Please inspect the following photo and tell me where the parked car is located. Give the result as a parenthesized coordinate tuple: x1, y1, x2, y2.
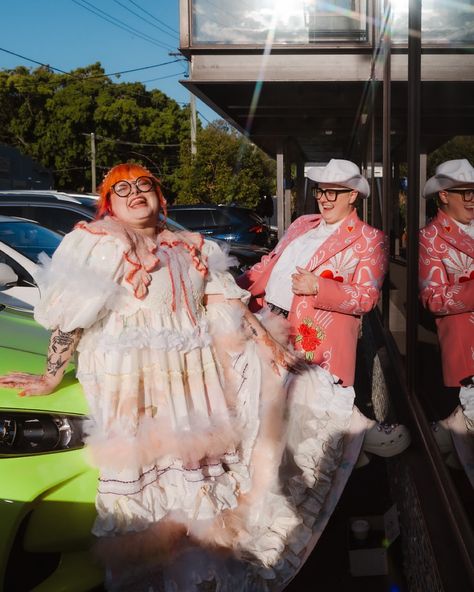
(0, 215, 62, 310)
(0, 216, 102, 591)
(167, 204, 274, 248)
(0, 191, 269, 272)
(0, 190, 99, 236)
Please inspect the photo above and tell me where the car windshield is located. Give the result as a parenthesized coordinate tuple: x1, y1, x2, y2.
(0, 220, 62, 261)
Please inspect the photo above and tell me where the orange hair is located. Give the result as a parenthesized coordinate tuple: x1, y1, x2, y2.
(96, 163, 167, 219)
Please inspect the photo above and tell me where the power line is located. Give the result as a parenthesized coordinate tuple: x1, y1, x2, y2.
(52, 166, 89, 172)
(111, 0, 178, 42)
(90, 133, 181, 147)
(71, 0, 174, 52)
(127, 0, 179, 36)
(0, 46, 73, 76)
(140, 71, 185, 84)
(0, 47, 183, 82)
(94, 59, 183, 79)
(197, 110, 219, 127)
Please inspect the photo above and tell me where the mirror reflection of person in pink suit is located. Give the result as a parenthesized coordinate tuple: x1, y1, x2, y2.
(419, 159, 474, 485)
(238, 159, 411, 466)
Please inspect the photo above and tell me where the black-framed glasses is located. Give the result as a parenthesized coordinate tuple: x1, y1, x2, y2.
(111, 176, 154, 198)
(315, 188, 351, 202)
(446, 188, 474, 202)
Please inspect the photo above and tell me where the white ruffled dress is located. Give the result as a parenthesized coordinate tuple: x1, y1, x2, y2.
(34, 225, 367, 592)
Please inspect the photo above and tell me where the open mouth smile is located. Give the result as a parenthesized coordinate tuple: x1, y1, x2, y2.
(129, 197, 148, 208)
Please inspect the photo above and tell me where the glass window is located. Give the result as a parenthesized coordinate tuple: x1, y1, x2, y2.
(392, 0, 474, 44)
(211, 210, 232, 226)
(170, 209, 216, 229)
(191, 0, 369, 45)
(0, 221, 62, 261)
(0, 205, 27, 219)
(28, 206, 91, 235)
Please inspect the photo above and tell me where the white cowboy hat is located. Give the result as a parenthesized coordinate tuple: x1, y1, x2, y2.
(306, 159, 370, 198)
(423, 159, 474, 198)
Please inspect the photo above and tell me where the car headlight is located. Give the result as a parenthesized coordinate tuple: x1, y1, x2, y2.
(0, 412, 85, 454)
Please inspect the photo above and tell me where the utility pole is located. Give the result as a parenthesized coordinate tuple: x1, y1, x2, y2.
(90, 132, 96, 193)
(168, 51, 196, 157)
(190, 93, 197, 156)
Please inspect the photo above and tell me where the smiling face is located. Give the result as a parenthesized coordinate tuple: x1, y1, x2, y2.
(438, 184, 474, 225)
(316, 183, 358, 224)
(109, 176, 161, 229)
(97, 164, 165, 234)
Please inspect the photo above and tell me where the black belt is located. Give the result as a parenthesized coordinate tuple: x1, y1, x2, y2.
(267, 302, 289, 318)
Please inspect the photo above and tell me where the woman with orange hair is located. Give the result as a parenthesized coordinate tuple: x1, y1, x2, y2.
(0, 162, 298, 587)
(0, 163, 374, 591)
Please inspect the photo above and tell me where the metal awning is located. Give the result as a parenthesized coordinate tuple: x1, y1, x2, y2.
(182, 53, 474, 162)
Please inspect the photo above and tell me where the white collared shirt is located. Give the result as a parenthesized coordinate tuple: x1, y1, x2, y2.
(265, 218, 343, 311)
(454, 218, 474, 239)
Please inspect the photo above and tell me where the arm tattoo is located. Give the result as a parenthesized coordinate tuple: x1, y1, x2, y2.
(46, 328, 82, 379)
(51, 329, 77, 354)
(47, 355, 66, 376)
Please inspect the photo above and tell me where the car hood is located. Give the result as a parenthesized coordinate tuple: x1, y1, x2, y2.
(0, 308, 88, 415)
(0, 347, 88, 414)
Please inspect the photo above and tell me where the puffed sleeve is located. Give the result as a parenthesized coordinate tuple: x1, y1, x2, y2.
(33, 228, 124, 332)
(202, 240, 250, 303)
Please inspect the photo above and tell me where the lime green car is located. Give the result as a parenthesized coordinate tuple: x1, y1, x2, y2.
(0, 217, 103, 591)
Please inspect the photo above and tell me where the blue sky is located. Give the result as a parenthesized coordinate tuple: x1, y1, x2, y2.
(0, 0, 220, 125)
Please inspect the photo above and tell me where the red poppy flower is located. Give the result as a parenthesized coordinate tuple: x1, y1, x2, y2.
(302, 334, 321, 351)
(298, 323, 312, 336)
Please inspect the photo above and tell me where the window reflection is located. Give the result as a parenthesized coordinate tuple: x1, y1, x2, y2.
(191, 0, 368, 44)
(190, 0, 474, 45)
(392, 0, 474, 44)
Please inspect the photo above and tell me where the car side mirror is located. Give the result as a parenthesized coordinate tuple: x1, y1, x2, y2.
(0, 263, 18, 290)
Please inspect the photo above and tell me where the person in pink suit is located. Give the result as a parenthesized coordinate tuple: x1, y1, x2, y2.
(419, 159, 474, 483)
(238, 158, 410, 459)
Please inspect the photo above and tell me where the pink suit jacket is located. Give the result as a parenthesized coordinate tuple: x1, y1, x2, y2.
(419, 210, 474, 386)
(238, 211, 387, 386)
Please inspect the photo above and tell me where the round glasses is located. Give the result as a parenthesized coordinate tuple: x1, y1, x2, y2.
(315, 188, 351, 202)
(446, 188, 474, 202)
(111, 176, 154, 198)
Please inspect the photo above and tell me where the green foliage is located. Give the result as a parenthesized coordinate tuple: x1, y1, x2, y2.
(0, 63, 189, 195)
(173, 120, 276, 208)
(0, 64, 276, 206)
(428, 136, 474, 176)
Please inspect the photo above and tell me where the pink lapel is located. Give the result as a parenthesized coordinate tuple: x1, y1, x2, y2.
(305, 210, 363, 271)
(436, 211, 474, 259)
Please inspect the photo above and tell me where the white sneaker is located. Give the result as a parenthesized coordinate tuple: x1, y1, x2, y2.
(363, 422, 411, 457)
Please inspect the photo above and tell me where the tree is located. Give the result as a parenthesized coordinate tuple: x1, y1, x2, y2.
(428, 136, 474, 175)
(0, 63, 189, 194)
(175, 120, 275, 207)
(0, 65, 276, 205)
